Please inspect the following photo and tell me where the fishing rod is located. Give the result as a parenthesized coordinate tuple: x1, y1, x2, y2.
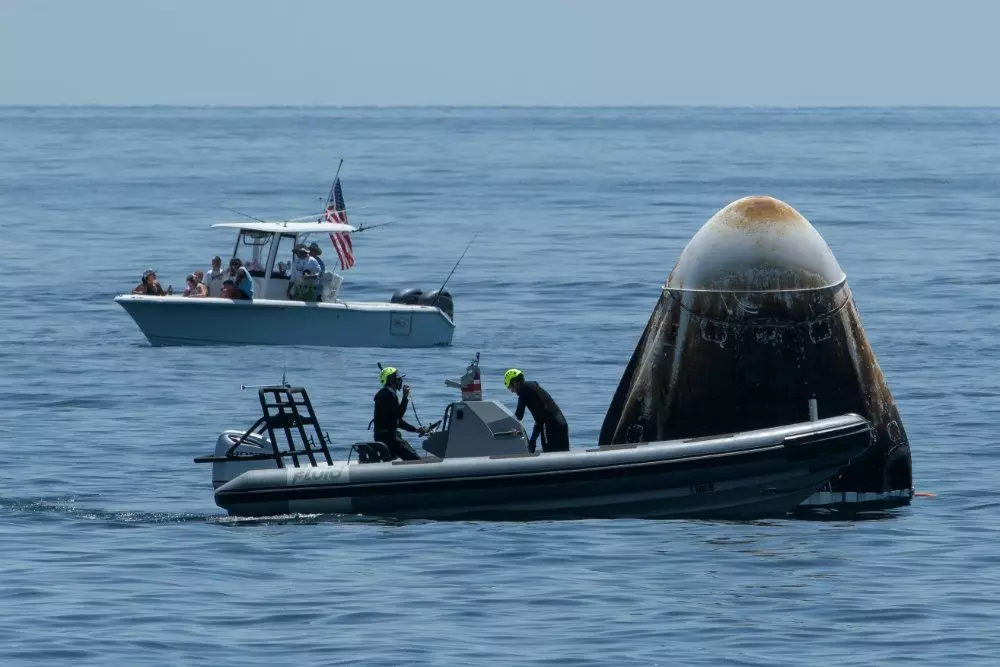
(353, 222, 395, 233)
(432, 232, 478, 305)
(311, 199, 372, 210)
(292, 208, 364, 223)
(225, 207, 269, 224)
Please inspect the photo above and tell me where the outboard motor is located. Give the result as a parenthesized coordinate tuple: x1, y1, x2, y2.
(390, 287, 424, 305)
(206, 430, 279, 489)
(419, 289, 454, 320)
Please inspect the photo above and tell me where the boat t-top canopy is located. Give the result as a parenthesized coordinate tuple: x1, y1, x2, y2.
(212, 221, 356, 234)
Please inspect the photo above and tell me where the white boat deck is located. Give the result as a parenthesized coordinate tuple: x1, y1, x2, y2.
(114, 294, 449, 315)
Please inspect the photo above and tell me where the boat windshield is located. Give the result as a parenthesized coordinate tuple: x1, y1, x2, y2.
(234, 230, 274, 278)
(273, 233, 298, 279)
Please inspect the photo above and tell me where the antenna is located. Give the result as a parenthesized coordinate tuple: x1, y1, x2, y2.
(353, 222, 394, 233)
(240, 351, 290, 390)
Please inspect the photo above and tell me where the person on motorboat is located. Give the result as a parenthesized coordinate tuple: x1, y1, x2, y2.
(206, 256, 226, 297)
(504, 369, 570, 453)
(308, 242, 326, 273)
(372, 367, 428, 461)
(132, 269, 171, 296)
(291, 245, 322, 279)
(227, 258, 254, 300)
(289, 245, 322, 300)
(183, 273, 207, 297)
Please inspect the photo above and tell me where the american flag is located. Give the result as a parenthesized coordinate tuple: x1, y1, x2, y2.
(324, 177, 355, 270)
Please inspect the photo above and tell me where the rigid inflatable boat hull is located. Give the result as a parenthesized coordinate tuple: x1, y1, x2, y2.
(214, 413, 872, 520)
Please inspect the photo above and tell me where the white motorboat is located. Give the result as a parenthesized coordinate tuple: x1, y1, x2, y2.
(115, 221, 456, 348)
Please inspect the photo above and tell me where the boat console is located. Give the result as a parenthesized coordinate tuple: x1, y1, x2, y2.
(421, 352, 530, 458)
(422, 400, 529, 459)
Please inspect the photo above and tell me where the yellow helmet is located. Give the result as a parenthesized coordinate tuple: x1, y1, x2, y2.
(503, 368, 523, 388)
(379, 366, 399, 386)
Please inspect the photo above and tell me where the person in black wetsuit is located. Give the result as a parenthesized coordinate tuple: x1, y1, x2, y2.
(504, 369, 570, 453)
(372, 366, 427, 461)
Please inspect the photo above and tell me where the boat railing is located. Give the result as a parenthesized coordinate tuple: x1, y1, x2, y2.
(256, 386, 335, 468)
(441, 403, 454, 432)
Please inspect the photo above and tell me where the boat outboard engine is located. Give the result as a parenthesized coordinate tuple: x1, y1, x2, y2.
(207, 430, 279, 489)
(390, 287, 424, 305)
(419, 289, 454, 320)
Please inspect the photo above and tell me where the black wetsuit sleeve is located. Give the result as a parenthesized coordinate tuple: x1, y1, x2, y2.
(396, 392, 417, 431)
(515, 384, 541, 445)
(515, 391, 527, 421)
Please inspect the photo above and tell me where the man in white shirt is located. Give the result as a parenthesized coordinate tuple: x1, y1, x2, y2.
(289, 245, 322, 300)
(205, 256, 226, 297)
(291, 245, 322, 281)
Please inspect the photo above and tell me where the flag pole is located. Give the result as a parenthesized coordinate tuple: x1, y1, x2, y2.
(322, 158, 355, 272)
(323, 159, 345, 212)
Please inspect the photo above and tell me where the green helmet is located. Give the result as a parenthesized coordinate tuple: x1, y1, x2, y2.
(379, 366, 399, 386)
(503, 368, 524, 388)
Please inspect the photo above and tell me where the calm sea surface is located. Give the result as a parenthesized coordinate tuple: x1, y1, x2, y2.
(1, 107, 998, 665)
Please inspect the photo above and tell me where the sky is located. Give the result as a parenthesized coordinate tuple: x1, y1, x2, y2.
(1, 0, 998, 106)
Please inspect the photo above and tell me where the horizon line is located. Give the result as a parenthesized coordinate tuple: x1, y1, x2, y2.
(1, 103, 999, 110)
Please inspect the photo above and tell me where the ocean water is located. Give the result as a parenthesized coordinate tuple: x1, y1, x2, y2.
(1, 107, 998, 665)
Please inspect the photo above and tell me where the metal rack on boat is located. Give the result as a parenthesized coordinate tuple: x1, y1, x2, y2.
(195, 386, 334, 467)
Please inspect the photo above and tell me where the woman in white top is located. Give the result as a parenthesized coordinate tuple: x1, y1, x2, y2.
(183, 273, 207, 297)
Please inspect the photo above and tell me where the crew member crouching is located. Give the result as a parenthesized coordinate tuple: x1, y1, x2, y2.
(504, 368, 570, 453)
